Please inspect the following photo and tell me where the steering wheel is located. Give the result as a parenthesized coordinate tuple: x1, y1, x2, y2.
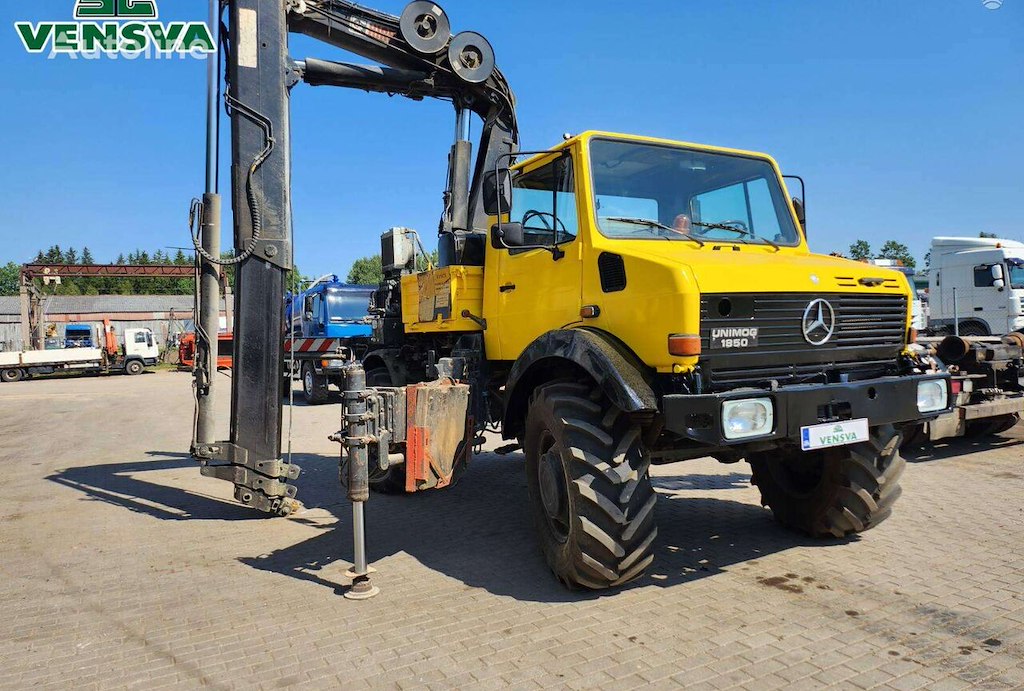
(522, 210, 567, 233)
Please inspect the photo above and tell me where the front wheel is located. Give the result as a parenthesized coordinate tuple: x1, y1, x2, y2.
(301, 363, 329, 404)
(124, 360, 144, 376)
(524, 381, 657, 589)
(749, 424, 905, 538)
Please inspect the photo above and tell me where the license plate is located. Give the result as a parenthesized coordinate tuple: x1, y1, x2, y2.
(800, 418, 869, 451)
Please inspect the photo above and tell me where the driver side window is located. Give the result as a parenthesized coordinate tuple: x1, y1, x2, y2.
(509, 155, 577, 252)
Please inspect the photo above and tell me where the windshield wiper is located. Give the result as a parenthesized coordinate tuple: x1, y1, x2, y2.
(692, 221, 780, 251)
(604, 217, 705, 247)
(692, 221, 751, 236)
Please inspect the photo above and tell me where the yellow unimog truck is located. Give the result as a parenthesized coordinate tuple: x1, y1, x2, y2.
(356, 131, 951, 589)
(194, 1, 950, 594)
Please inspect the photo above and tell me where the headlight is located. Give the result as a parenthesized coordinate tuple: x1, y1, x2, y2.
(722, 397, 774, 439)
(917, 380, 948, 413)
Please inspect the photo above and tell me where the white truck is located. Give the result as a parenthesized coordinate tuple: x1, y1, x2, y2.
(928, 236, 1024, 336)
(0, 321, 159, 383)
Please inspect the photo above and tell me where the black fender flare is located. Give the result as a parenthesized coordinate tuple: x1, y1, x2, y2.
(502, 328, 658, 439)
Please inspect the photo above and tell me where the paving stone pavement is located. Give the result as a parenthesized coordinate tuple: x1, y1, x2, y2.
(0, 372, 1022, 689)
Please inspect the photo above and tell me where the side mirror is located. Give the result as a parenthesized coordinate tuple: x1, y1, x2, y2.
(994, 278, 1006, 290)
(304, 311, 313, 320)
(991, 264, 1005, 281)
(483, 169, 512, 216)
(491, 222, 524, 249)
(792, 197, 806, 230)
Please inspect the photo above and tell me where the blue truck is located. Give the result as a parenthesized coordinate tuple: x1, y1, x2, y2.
(284, 277, 375, 403)
(64, 324, 96, 348)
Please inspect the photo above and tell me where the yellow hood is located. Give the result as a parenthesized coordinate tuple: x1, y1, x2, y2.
(626, 243, 909, 296)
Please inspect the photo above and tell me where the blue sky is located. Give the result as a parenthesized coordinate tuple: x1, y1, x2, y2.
(1, 0, 1021, 277)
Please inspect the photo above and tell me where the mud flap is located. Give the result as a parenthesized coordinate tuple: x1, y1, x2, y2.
(405, 381, 472, 492)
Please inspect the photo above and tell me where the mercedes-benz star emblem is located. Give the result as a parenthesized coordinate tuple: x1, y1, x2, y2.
(801, 298, 836, 345)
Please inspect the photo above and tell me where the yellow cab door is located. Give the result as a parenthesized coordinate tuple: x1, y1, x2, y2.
(487, 149, 583, 360)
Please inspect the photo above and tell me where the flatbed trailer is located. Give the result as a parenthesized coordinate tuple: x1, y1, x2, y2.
(0, 322, 159, 382)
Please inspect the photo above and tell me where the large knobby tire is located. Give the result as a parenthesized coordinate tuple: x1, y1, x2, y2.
(1, 368, 24, 383)
(524, 381, 657, 589)
(749, 424, 905, 538)
(301, 362, 329, 405)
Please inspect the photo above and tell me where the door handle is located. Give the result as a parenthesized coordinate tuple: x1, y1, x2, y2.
(499, 283, 516, 293)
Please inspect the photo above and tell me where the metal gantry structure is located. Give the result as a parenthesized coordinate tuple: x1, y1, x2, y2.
(18, 263, 202, 350)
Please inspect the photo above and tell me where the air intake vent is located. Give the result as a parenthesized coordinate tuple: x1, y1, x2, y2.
(598, 253, 626, 292)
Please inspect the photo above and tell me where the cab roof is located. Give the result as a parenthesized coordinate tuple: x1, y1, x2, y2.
(513, 130, 779, 169)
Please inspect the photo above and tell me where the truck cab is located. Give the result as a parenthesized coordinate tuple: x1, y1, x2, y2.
(287, 278, 374, 339)
(121, 327, 160, 373)
(284, 278, 375, 403)
(64, 324, 96, 349)
(928, 237, 1024, 336)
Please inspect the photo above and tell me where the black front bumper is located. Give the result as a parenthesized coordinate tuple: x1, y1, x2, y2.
(661, 374, 951, 446)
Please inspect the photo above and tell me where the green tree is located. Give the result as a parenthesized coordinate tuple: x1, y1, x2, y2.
(924, 251, 931, 269)
(45, 245, 64, 264)
(416, 249, 440, 272)
(347, 254, 383, 285)
(288, 264, 304, 293)
(0, 262, 20, 296)
(848, 239, 872, 261)
(81, 247, 95, 265)
(878, 240, 917, 269)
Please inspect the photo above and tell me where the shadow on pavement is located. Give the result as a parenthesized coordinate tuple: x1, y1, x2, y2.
(903, 432, 1023, 463)
(49, 450, 833, 603)
(47, 452, 258, 521)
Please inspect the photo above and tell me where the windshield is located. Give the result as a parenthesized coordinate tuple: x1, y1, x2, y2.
(589, 138, 801, 246)
(326, 292, 370, 322)
(1008, 259, 1024, 290)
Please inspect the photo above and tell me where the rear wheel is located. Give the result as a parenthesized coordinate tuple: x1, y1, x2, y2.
(1, 368, 24, 383)
(524, 381, 657, 589)
(749, 424, 905, 538)
(301, 362, 329, 404)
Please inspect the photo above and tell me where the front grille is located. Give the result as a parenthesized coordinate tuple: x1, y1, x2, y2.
(699, 292, 907, 388)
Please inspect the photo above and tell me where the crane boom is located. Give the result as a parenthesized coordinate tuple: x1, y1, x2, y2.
(191, 0, 519, 516)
